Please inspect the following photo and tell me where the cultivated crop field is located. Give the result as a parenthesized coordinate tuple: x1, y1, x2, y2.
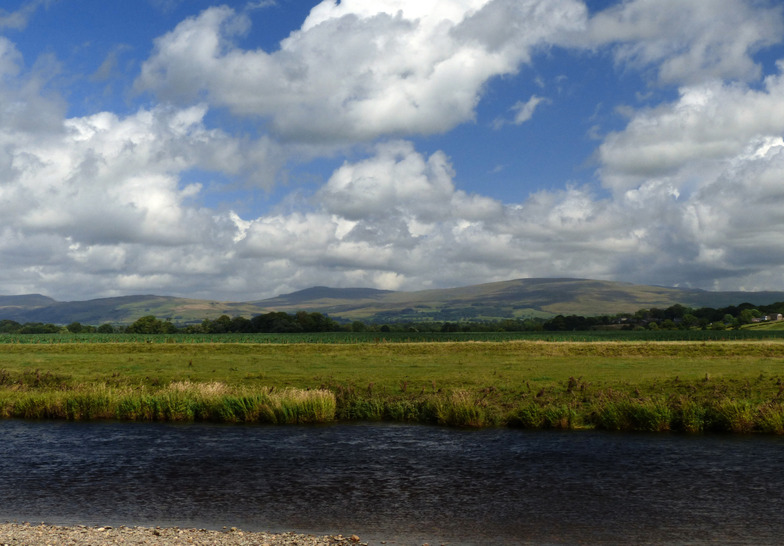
(6, 332, 542, 344)
(3, 329, 784, 343)
(1, 337, 784, 433)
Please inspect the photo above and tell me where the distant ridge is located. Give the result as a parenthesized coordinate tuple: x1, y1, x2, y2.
(2, 278, 784, 325)
(0, 294, 56, 309)
(259, 286, 394, 305)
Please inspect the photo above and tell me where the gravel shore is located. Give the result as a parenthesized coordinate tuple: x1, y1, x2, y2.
(0, 523, 370, 545)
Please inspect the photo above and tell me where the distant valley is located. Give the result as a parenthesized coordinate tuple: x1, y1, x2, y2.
(3, 278, 784, 326)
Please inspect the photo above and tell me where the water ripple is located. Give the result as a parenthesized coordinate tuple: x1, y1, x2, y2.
(1, 421, 783, 544)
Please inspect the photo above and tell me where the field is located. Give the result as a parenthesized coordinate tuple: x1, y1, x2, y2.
(2, 336, 784, 433)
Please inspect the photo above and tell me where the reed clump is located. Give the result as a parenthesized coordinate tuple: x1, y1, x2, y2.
(0, 380, 336, 424)
(756, 402, 784, 434)
(430, 389, 499, 427)
(591, 396, 672, 432)
(333, 385, 501, 427)
(508, 403, 579, 429)
(583, 392, 784, 434)
(332, 372, 784, 432)
(4, 379, 784, 432)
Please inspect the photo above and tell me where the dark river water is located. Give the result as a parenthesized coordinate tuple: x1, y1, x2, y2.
(1, 421, 783, 545)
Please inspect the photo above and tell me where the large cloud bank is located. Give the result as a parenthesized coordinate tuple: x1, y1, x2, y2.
(2, 0, 784, 301)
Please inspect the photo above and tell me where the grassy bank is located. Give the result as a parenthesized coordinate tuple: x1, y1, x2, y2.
(1, 341, 784, 432)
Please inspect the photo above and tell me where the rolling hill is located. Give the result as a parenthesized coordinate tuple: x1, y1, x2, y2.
(2, 278, 784, 326)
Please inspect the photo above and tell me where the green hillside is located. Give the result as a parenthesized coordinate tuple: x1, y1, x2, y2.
(252, 278, 784, 323)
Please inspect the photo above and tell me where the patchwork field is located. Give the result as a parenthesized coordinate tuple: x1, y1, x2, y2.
(1, 339, 784, 432)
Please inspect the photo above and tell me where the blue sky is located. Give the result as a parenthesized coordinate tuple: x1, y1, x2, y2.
(2, 0, 784, 301)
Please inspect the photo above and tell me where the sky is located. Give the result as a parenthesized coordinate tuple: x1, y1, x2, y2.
(2, 0, 784, 302)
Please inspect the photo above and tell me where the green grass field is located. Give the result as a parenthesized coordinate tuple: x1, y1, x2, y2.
(2, 339, 784, 432)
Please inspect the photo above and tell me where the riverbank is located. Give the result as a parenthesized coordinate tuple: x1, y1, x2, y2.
(2, 340, 784, 432)
(0, 523, 369, 545)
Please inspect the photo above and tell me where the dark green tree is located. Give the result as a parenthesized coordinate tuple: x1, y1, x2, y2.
(66, 322, 84, 333)
(126, 315, 177, 334)
(0, 320, 21, 333)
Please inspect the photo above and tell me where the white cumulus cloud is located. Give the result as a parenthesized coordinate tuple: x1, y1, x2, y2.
(135, 0, 587, 143)
(582, 0, 783, 84)
(599, 63, 784, 192)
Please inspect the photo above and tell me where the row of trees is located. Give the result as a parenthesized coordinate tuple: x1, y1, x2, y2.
(603, 302, 772, 331)
(0, 319, 117, 334)
(190, 311, 342, 334)
(0, 311, 344, 335)
(1, 301, 782, 334)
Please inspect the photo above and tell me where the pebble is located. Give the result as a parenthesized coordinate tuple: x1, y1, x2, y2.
(0, 523, 369, 545)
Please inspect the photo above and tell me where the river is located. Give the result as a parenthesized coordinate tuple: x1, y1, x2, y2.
(1, 420, 783, 544)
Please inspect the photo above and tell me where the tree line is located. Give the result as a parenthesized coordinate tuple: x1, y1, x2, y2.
(0, 311, 344, 335)
(1, 300, 782, 334)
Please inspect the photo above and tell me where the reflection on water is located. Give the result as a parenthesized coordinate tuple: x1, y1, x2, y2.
(1, 420, 783, 545)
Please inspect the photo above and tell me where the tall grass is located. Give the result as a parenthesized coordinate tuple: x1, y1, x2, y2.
(3, 378, 784, 432)
(586, 395, 784, 434)
(592, 396, 672, 432)
(431, 389, 499, 427)
(757, 402, 784, 434)
(508, 403, 579, 429)
(0, 381, 336, 424)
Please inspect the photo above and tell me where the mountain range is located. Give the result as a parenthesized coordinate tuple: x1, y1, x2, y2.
(2, 278, 784, 326)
